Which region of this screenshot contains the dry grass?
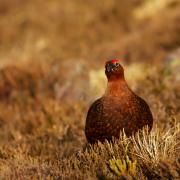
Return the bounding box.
[132,124,179,166]
[0,0,179,179]
[2,125,178,179]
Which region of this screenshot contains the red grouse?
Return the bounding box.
[85,59,153,144]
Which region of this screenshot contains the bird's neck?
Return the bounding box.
[105,78,131,97]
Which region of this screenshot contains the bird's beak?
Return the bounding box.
[106,64,115,73]
[106,65,111,72]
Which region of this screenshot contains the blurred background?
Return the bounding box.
[0,0,179,100]
[0,0,179,177]
[0,0,180,64]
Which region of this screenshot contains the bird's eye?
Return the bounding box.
[116,63,120,67]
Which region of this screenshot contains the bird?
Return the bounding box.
[85,59,153,144]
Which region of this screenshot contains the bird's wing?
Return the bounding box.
[85,98,105,140]
[124,95,153,132]
[136,96,153,129]
[85,98,103,126]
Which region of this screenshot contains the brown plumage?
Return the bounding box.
[85,59,153,144]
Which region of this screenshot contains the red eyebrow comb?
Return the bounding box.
[111,59,119,64]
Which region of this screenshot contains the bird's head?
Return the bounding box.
[105,59,124,81]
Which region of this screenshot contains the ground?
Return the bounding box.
[0,0,179,179]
